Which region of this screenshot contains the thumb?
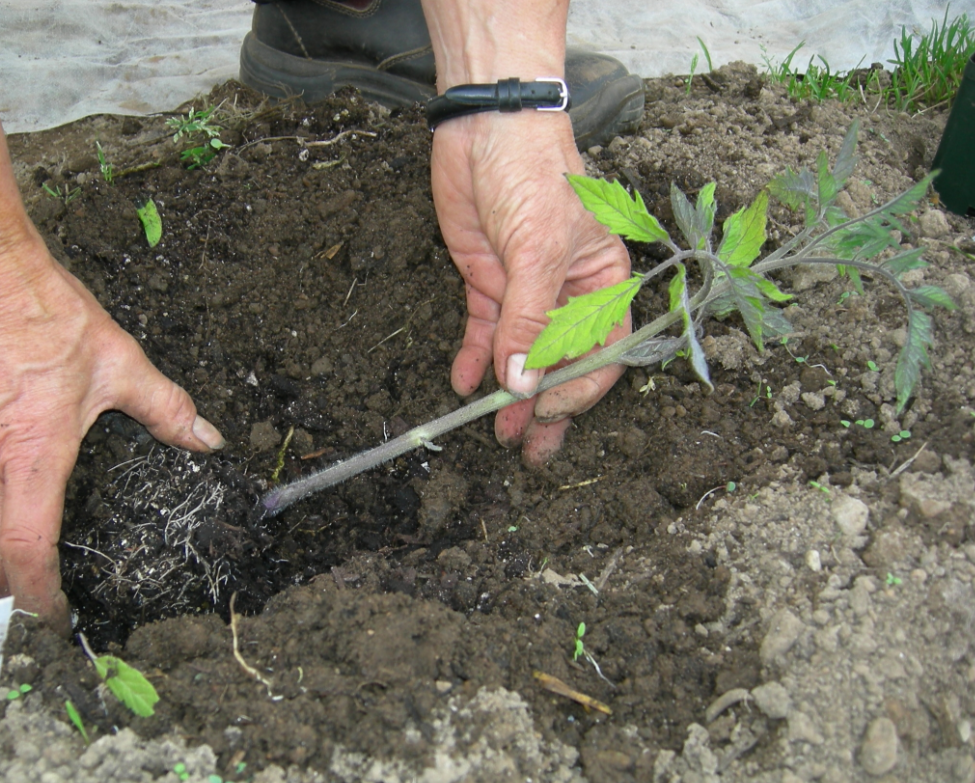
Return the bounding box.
[493,251,566,398]
[110,338,225,452]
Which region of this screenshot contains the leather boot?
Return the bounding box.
[239,0,644,148]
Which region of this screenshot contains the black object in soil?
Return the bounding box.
[932,53,975,217]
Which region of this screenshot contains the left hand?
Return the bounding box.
[430,109,632,465]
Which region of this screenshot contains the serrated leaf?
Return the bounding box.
[831,121,859,191]
[136,199,162,248]
[895,310,933,413]
[753,276,793,303]
[883,248,928,277]
[671,182,717,251]
[668,264,712,390]
[817,150,838,208]
[761,307,795,339]
[723,267,767,351]
[566,175,669,244]
[95,655,159,717]
[619,335,685,367]
[768,166,816,212]
[907,286,956,310]
[525,275,643,369]
[718,191,768,268]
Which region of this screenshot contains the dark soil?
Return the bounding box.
[3,63,973,781]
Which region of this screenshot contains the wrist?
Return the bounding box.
[420,0,568,91]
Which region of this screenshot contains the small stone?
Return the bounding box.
[917,208,950,239]
[250,420,282,451]
[751,681,792,719]
[434,680,453,694]
[310,356,334,376]
[760,609,805,662]
[788,710,825,745]
[806,550,822,572]
[832,495,869,537]
[860,716,899,775]
[771,409,794,429]
[802,391,826,411]
[953,754,975,782]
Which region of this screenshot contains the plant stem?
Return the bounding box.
[261,308,684,517]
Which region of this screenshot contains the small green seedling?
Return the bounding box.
[885,572,903,586]
[809,480,831,494]
[749,379,772,407]
[79,633,159,717]
[65,700,90,744]
[174,762,189,782]
[866,360,879,372]
[136,199,162,248]
[5,683,31,700]
[96,142,114,185]
[166,106,224,142]
[166,106,231,169]
[180,138,230,170]
[42,183,81,204]
[890,429,912,442]
[572,622,587,662]
[841,418,875,429]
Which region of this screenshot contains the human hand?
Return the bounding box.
[429,110,631,464]
[0,214,224,635]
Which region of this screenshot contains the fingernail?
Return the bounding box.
[193,415,226,450]
[506,353,541,398]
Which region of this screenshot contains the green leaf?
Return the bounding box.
[525,275,643,369]
[895,310,933,413]
[816,150,838,208]
[672,182,716,250]
[717,191,768,268]
[907,286,956,311]
[65,700,90,744]
[94,655,159,717]
[883,248,928,277]
[752,276,792,303]
[831,121,859,192]
[136,199,162,248]
[668,264,713,390]
[768,166,816,213]
[722,267,768,351]
[566,175,670,244]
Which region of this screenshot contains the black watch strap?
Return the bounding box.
[426,77,570,130]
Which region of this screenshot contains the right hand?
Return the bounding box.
[0,222,225,635]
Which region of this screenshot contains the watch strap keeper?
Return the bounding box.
[426,77,570,130]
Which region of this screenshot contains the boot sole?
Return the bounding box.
[240,32,644,149]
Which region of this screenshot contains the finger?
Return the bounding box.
[109,338,225,451]
[0,450,74,635]
[521,417,574,467]
[450,284,500,397]
[533,318,631,422]
[494,396,537,450]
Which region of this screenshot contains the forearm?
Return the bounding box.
[0,122,51,276]
[419,0,569,90]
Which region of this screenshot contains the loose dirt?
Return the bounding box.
[2,63,974,783]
